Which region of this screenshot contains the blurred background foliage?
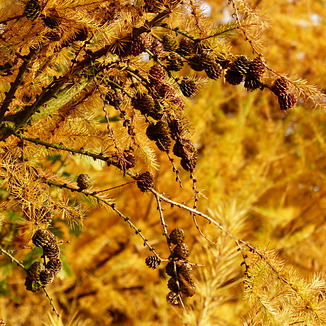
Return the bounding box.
[0,0,326,325]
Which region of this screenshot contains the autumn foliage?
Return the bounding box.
[0,0,325,325]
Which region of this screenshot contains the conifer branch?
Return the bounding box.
[0,48,37,124]
[43,179,161,259]
[150,188,324,314]
[13,133,114,165]
[42,288,60,318]
[0,246,26,270]
[153,192,173,254]
[0,246,60,317]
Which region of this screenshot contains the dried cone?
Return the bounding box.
[156,83,176,99]
[145,255,161,269]
[25,277,42,292]
[43,242,60,259]
[105,89,123,107]
[32,229,56,248]
[173,138,198,172]
[162,33,178,52]
[178,262,193,282]
[42,15,61,29]
[26,261,44,281]
[167,277,180,292]
[46,258,62,274]
[110,37,144,57]
[179,78,198,97]
[149,64,166,85]
[177,38,195,56]
[233,55,251,75]
[271,77,289,96]
[77,173,91,190]
[225,68,243,85]
[168,119,185,141]
[278,92,297,110]
[244,77,262,91]
[147,100,163,120]
[146,121,171,152]
[173,243,190,260]
[166,291,181,307]
[188,53,214,71]
[169,228,185,245]
[132,93,155,115]
[40,269,55,285]
[179,275,196,297]
[136,172,154,192]
[148,38,165,58]
[115,150,136,170]
[247,56,265,80]
[24,0,41,21]
[166,52,184,71]
[165,261,178,277]
[205,62,223,80]
[168,276,196,297]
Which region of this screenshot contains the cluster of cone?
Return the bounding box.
[145,228,196,307]
[25,229,61,292]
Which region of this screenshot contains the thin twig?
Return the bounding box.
[153,192,173,254]
[0,246,26,269]
[44,179,161,259]
[42,288,60,317]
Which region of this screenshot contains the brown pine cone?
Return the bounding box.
[178,262,193,282]
[165,261,177,277]
[166,52,184,71]
[177,38,195,56]
[149,64,166,85]
[271,77,289,96]
[167,277,180,292]
[225,68,243,85]
[132,93,155,115]
[26,261,44,281]
[32,229,56,248]
[166,291,181,306]
[162,33,178,52]
[179,276,196,297]
[205,62,223,80]
[136,172,155,192]
[169,228,185,245]
[168,119,185,141]
[105,89,123,107]
[179,78,198,97]
[188,52,214,71]
[146,121,171,152]
[244,77,262,91]
[147,100,164,120]
[46,258,62,274]
[43,242,60,260]
[233,55,251,75]
[40,269,55,285]
[278,92,297,110]
[25,277,42,292]
[173,138,198,172]
[115,150,136,170]
[247,56,265,79]
[173,243,190,260]
[145,255,161,269]
[77,173,91,190]
[24,0,41,21]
